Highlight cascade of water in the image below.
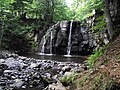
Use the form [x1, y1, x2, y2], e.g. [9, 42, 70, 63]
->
[50, 28, 53, 54]
[40, 36, 46, 54]
[67, 21, 73, 55]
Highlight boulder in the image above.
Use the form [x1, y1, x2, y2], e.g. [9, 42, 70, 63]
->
[13, 79, 24, 88]
[62, 66, 71, 72]
[48, 82, 66, 90]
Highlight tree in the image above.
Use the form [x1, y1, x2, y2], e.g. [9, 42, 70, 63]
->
[71, 0, 103, 20]
[0, 0, 12, 50]
[104, 0, 114, 40]
[0, 0, 73, 52]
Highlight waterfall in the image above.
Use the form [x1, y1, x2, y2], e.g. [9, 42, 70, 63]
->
[67, 21, 73, 55]
[40, 36, 46, 54]
[50, 29, 53, 54]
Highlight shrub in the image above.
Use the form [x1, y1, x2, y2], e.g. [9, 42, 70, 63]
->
[87, 47, 104, 68]
[60, 73, 78, 86]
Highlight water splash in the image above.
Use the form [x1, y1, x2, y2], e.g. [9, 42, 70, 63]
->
[67, 21, 73, 55]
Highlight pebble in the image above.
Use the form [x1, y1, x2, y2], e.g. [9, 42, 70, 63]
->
[22, 86, 26, 88]
[0, 59, 5, 63]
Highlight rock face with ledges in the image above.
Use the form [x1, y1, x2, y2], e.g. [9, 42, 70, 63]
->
[39, 11, 110, 55]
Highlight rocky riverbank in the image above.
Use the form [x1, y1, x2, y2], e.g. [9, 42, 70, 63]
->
[0, 53, 86, 90]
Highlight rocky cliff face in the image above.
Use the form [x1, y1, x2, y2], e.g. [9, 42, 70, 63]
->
[39, 21, 83, 55]
[39, 11, 110, 55]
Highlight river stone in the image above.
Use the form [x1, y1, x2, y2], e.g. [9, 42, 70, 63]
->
[0, 87, 3, 90]
[11, 76, 16, 79]
[32, 73, 40, 79]
[19, 56, 27, 60]
[64, 72, 74, 77]
[30, 63, 38, 68]
[29, 85, 33, 87]
[11, 53, 18, 58]
[62, 66, 71, 72]
[13, 79, 24, 88]
[21, 85, 26, 89]
[5, 58, 21, 68]
[0, 59, 5, 64]
[4, 70, 17, 73]
[48, 82, 66, 90]
[45, 73, 52, 78]
[52, 75, 58, 80]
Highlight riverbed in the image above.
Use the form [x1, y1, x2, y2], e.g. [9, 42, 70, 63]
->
[0, 52, 87, 90]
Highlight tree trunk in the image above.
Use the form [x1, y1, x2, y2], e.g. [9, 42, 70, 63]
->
[104, 0, 114, 40]
[51, 0, 54, 24]
[0, 10, 4, 51]
[0, 20, 4, 54]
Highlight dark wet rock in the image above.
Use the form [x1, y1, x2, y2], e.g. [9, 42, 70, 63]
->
[0, 81, 6, 86]
[0, 64, 8, 76]
[31, 80, 39, 86]
[39, 20, 110, 55]
[0, 64, 8, 69]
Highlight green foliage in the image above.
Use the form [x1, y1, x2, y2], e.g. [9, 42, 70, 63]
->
[60, 73, 78, 86]
[78, 75, 89, 87]
[71, 0, 104, 20]
[0, 1, 35, 53]
[1, 19, 34, 53]
[92, 74, 102, 87]
[0, 0, 74, 52]
[53, 1, 73, 21]
[91, 15, 107, 33]
[0, 0, 104, 53]
[91, 74, 112, 90]
[87, 47, 104, 68]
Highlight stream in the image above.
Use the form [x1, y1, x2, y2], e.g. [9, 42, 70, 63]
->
[22, 53, 87, 64]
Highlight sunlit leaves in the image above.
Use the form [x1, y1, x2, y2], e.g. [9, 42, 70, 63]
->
[71, 0, 103, 20]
